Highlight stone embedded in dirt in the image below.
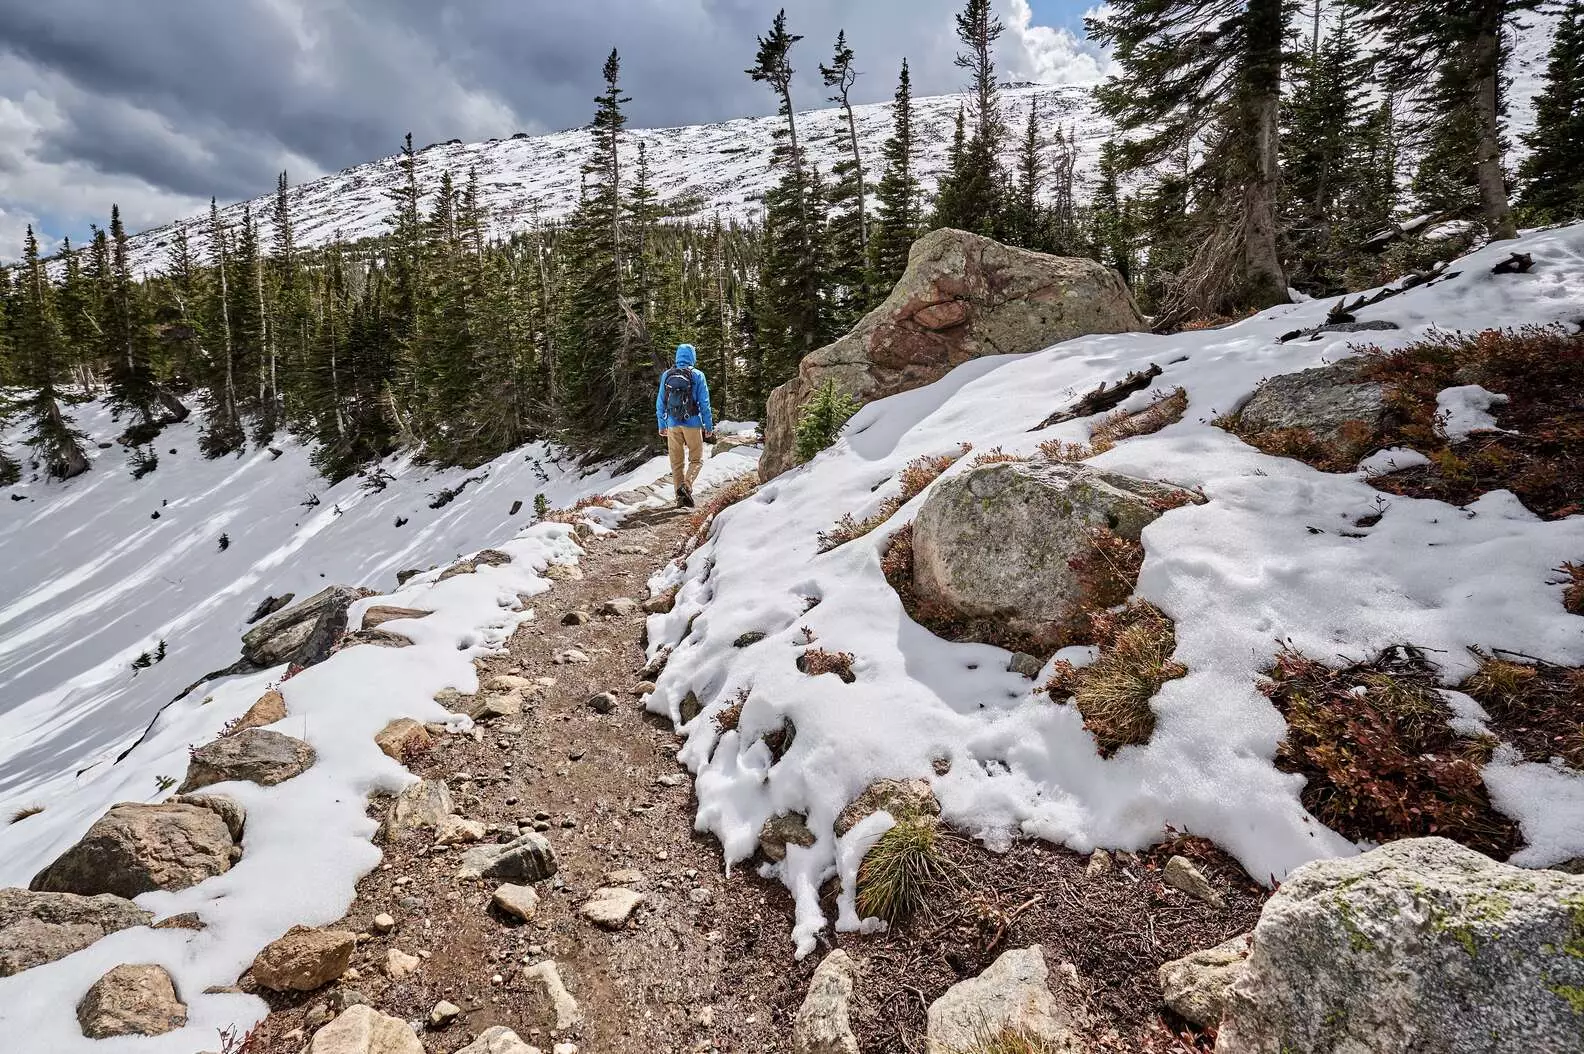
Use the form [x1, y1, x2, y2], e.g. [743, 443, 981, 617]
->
[1084, 849, 1112, 877]
[586, 691, 618, 714]
[599, 597, 640, 616]
[793, 949, 860, 1054]
[759, 812, 818, 862]
[578, 886, 644, 929]
[833, 779, 942, 837]
[1158, 932, 1251, 1030]
[605, 868, 644, 886]
[384, 948, 421, 980]
[179, 727, 316, 793]
[437, 816, 488, 845]
[76, 963, 187, 1038]
[469, 689, 525, 721]
[733, 631, 767, 648]
[429, 1000, 463, 1028]
[457, 832, 559, 882]
[307, 1005, 424, 1054]
[678, 691, 702, 724]
[361, 605, 431, 630]
[925, 945, 1088, 1054]
[1008, 652, 1046, 679]
[242, 585, 374, 669]
[457, 1027, 544, 1054]
[1163, 855, 1223, 906]
[554, 648, 591, 665]
[227, 689, 287, 734]
[0, 889, 154, 977]
[375, 718, 431, 762]
[544, 561, 583, 583]
[493, 883, 541, 922]
[643, 593, 675, 614]
[371, 913, 396, 935]
[1230, 356, 1388, 448]
[761, 229, 1147, 479]
[1218, 837, 1584, 1054]
[386, 779, 455, 836]
[561, 610, 592, 626]
[523, 960, 583, 1030]
[30, 796, 244, 898]
[485, 673, 534, 692]
[912, 461, 1197, 643]
[633, 680, 657, 696]
[250, 925, 357, 992]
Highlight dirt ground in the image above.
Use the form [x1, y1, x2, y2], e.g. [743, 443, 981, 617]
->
[246, 500, 1266, 1054]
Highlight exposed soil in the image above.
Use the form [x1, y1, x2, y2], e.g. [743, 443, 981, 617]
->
[245, 496, 1267, 1054]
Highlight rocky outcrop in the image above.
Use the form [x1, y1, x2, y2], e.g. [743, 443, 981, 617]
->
[307, 1005, 425, 1054]
[0, 889, 153, 976]
[241, 585, 374, 669]
[228, 689, 287, 734]
[1218, 837, 1584, 1054]
[793, 950, 860, 1054]
[834, 778, 941, 837]
[925, 945, 1088, 1053]
[76, 963, 186, 1038]
[30, 797, 243, 898]
[912, 461, 1196, 643]
[250, 925, 357, 992]
[1230, 357, 1388, 446]
[762, 229, 1146, 478]
[1157, 932, 1251, 1029]
[179, 728, 315, 792]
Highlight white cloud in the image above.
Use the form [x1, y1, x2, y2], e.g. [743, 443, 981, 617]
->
[1000, 0, 1113, 86]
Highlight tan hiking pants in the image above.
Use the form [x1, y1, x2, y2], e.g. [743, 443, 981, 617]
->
[667, 426, 704, 492]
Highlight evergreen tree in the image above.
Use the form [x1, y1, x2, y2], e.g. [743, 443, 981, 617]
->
[1090, 0, 1291, 315]
[200, 198, 245, 456]
[933, 0, 1007, 235]
[870, 59, 923, 292]
[1088, 142, 1135, 283]
[14, 225, 88, 480]
[821, 30, 872, 326]
[104, 204, 178, 442]
[1009, 103, 1046, 250]
[1518, 0, 1584, 223]
[1352, 0, 1544, 240]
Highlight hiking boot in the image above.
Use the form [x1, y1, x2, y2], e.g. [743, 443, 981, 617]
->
[680, 484, 696, 508]
[674, 485, 689, 509]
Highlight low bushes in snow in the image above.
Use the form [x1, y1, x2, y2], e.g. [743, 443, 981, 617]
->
[1461, 652, 1584, 770]
[817, 445, 971, 552]
[1565, 562, 1584, 616]
[1038, 387, 1188, 464]
[1045, 603, 1186, 757]
[855, 811, 958, 925]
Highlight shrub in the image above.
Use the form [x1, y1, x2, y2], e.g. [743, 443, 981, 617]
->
[855, 813, 957, 923]
[1562, 562, 1584, 617]
[795, 380, 861, 464]
[818, 445, 970, 551]
[969, 447, 1029, 468]
[7, 805, 43, 824]
[677, 473, 759, 557]
[1265, 645, 1520, 858]
[964, 1028, 1071, 1054]
[533, 493, 549, 519]
[1046, 603, 1185, 756]
[129, 446, 159, 479]
[1459, 653, 1584, 770]
[1037, 388, 1187, 464]
[715, 700, 744, 733]
[797, 648, 856, 683]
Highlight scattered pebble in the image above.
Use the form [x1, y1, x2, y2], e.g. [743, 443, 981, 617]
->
[372, 913, 396, 934]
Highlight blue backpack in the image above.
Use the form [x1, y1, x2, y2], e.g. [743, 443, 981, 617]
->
[663, 367, 698, 421]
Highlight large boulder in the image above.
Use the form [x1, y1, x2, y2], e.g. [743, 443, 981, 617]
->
[0, 889, 153, 977]
[76, 963, 187, 1038]
[912, 461, 1195, 643]
[761, 229, 1145, 478]
[30, 797, 243, 898]
[1231, 357, 1388, 447]
[241, 585, 373, 669]
[1218, 837, 1584, 1054]
[925, 945, 1088, 1053]
[179, 728, 316, 792]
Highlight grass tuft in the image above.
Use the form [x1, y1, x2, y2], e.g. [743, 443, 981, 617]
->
[963, 1026, 1071, 1054]
[968, 447, 1030, 468]
[1459, 652, 1584, 770]
[1046, 603, 1185, 756]
[1039, 388, 1188, 464]
[818, 446, 971, 551]
[855, 813, 957, 924]
[8, 804, 44, 824]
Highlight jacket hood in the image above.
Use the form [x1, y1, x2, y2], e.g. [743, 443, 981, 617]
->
[674, 343, 697, 368]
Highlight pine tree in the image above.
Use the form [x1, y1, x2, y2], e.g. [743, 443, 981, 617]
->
[15, 225, 89, 480]
[1518, 0, 1584, 223]
[1352, 0, 1543, 240]
[272, 171, 307, 431]
[1090, 0, 1291, 316]
[821, 30, 872, 327]
[870, 59, 923, 292]
[1009, 103, 1046, 250]
[104, 204, 178, 442]
[1089, 142, 1134, 282]
[200, 199, 245, 456]
[933, 0, 1008, 235]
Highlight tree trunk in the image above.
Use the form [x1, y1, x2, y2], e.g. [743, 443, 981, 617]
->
[1470, 15, 1518, 240]
[1238, 0, 1291, 310]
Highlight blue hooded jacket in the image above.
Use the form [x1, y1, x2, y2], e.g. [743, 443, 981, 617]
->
[656, 344, 713, 431]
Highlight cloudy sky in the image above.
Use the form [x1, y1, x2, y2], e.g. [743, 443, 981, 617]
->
[0, 0, 1107, 259]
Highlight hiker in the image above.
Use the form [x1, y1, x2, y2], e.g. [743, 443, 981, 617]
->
[657, 343, 715, 508]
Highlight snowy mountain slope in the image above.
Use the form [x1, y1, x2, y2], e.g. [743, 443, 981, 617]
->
[120, 85, 1102, 275]
[644, 225, 1584, 956]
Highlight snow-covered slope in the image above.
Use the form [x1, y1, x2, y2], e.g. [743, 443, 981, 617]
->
[121, 85, 1101, 275]
[644, 225, 1584, 956]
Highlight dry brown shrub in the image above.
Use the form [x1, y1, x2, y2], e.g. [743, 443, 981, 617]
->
[798, 647, 857, 683]
[1045, 603, 1185, 756]
[818, 445, 971, 551]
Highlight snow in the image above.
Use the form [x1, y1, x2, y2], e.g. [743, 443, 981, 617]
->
[1436, 384, 1510, 441]
[646, 224, 1584, 957]
[0, 406, 756, 1048]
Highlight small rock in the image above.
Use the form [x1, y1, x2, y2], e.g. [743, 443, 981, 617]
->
[561, 611, 592, 626]
[485, 674, 534, 692]
[372, 913, 396, 935]
[633, 681, 658, 696]
[1163, 855, 1223, 906]
[554, 649, 590, 665]
[523, 960, 582, 1030]
[925, 946, 1087, 1054]
[456, 1026, 544, 1054]
[76, 963, 187, 1038]
[386, 779, 455, 836]
[834, 779, 941, 837]
[1158, 932, 1251, 1029]
[643, 593, 675, 615]
[493, 883, 541, 922]
[457, 832, 559, 882]
[656, 773, 684, 787]
[228, 690, 287, 734]
[599, 598, 639, 617]
[759, 812, 817, 862]
[733, 631, 766, 648]
[469, 690, 525, 721]
[544, 562, 583, 582]
[1008, 652, 1046, 679]
[586, 692, 618, 714]
[1085, 849, 1112, 877]
[152, 911, 205, 930]
[578, 887, 644, 929]
[307, 1005, 423, 1053]
[375, 719, 431, 762]
[384, 948, 421, 980]
[793, 949, 859, 1054]
[305, 1002, 335, 1030]
[605, 868, 644, 886]
[251, 926, 358, 992]
[179, 728, 316, 793]
[428, 1000, 462, 1028]
[437, 817, 488, 845]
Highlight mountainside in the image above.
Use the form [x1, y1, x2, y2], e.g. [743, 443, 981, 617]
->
[121, 85, 1101, 275]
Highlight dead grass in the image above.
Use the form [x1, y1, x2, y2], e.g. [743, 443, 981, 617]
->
[797, 647, 857, 684]
[1265, 644, 1521, 858]
[1459, 652, 1584, 769]
[964, 1027, 1071, 1054]
[544, 494, 616, 524]
[1038, 388, 1187, 464]
[714, 700, 744, 733]
[1562, 562, 1584, 616]
[8, 804, 44, 824]
[676, 473, 759, 557]
[969, 447, 1030, 468]
[855, 813, 959, 924]
[818, 445, 971, 552]
[1046, 603, 1186, 757]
